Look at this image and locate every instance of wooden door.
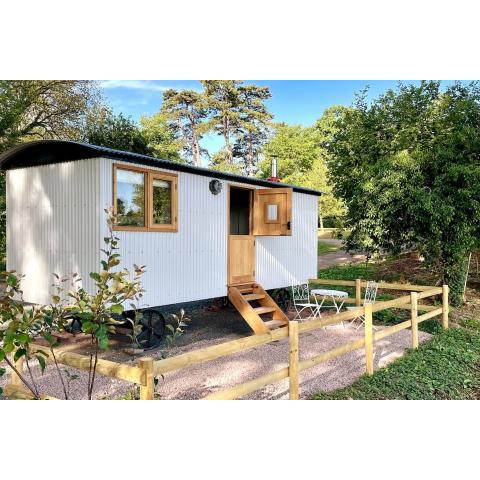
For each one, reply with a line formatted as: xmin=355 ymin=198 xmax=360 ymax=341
xmin=253 ymin=188 xmax=292 ymax=236
xmin=228 ymin=235 xmax=255 ymax=284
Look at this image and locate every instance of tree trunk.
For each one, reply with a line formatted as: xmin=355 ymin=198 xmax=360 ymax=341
xmin=191 ymin=130 xmax=201 ymax=166
xmin=223 ymin=117 xmax=232 ymax=164
xmin=245 ymin=136 xmax=254 ymax=177
xmin=319 ymin=209 xmax=324 ymax=232
xmin=442 ymin=253 xmax=470 ymax=306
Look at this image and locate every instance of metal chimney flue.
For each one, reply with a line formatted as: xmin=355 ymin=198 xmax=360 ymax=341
xmin=267 ymin=156 xmax=280 ymax=183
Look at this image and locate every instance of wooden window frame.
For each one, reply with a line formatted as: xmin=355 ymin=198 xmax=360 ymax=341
xmin=113 ymin=163 xmax=178 ymax=232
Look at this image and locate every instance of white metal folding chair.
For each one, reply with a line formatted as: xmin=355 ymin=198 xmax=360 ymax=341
xmin=347 ymin=280 xmax=379 ymax=330
xmin=291 ymin=283 xmax=321 ymax=320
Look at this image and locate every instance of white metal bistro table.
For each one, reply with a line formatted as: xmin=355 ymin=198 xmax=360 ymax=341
xmin=311 ymin=288 xmax=349 ymax=314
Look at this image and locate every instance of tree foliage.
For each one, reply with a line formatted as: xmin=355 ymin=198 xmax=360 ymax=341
xmin=202 ymin=80 xmax=242 ymax=164
xmin=161 ymin=89 xmax=209 ymax=166
xmin=234 ymin=84 xmax=272 ymax=176
xmin=327 ymin=81 xmax=480 ymax=304
xmin=259 ymin=115 xmax=345 ymax=226
xmin=0 ymin=80 xmax=100 ymax=152
xmin=139 ymin=112 xmax=183 ymax=162
xmin=84 ymin=107 xmax=150 ymax=155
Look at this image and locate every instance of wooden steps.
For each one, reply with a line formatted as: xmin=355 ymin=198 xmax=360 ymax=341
xmin=253 ymin=306 xmax=276 ymax=315
xmin=228 ymin=282 xmax=289 ymax=334
xmin=243 ymin=293 xmax=265 ymax=302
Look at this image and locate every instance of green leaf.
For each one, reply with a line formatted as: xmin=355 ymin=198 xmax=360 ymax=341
xmin=89 ymin=272 xmax=101 ymax=282
xmin=82 ymin=322 xmax=98 ymax=333
xmin=111 ymin=304 xmax=124 ymax=315
xmin=0 ymin=350 xmax=5 ymax=361
xmin=6 ymin=274 xmax=17 ymax=286
xmin=98 ymin=335 xmax=109 ymax=350
xmin=0 ymin=367 xmax=6 ymax=377
xmin=0 ymin=387 xmax=3 ymax=396
xmin=42 ymin=332 xmax=57 ymax=347
xmin=36 ymin=355 xmax=47 ymax=374
xmin=14 ymin=348 xmax=27 ymax=362
xmin=16 ymin=332 xmax=29 ymax=343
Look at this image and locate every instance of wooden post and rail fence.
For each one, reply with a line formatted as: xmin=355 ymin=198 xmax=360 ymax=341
xmin=4 ymin=279 xmax=449 ymax=400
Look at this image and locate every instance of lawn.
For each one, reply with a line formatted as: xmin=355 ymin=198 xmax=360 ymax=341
xmin=311 ymin=254 xmax=480 ymax=400
xmin=313 ymin=327 xmax=480 ymax=400
xmin=317 ymin=240 xmax=338 ymax=256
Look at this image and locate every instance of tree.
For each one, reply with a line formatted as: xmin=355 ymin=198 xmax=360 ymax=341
xmin=84 ymin=107 xmax=150 ymax=155
xmin=202 ymin=80 xmax=242 ymax=164
xmin=0 ymin=80 xmax=100 ymax=151
xmin=139 ymin=112 xmax=182 ymax=162
xmin=259 ymin=121 xmax=345 ymax=227
xmin=327 ymin=81 xmax=480 ymax=304
xmin=234 ymin=84 xmax=272 ymax=176
xmin=161 ymin=89 xmax=209 ymax=166
xmin=209 ymin=148 xmax=243 ymax=174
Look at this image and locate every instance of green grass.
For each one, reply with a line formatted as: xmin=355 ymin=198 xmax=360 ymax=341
xmin=313 ymin=327 xmax=480 ymax=400
xmin=316 ymin=262 xmax=380 ymax=281
xmin=317 ymin=240 xmax=338 ymax=256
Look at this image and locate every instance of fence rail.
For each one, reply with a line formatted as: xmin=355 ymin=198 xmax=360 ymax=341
xmin=5 ymin=278 xmax=449 ymax=400
xmin=6 ymin=343 xmax=154 ymax=400
xmin=163 ymin=279 xmax=448 ymax=400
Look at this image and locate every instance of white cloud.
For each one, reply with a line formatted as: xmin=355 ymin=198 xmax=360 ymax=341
xmin=100 ymin=80 xmax=168 ymax=91
xmin=100 ymin=80 xmax=198 ymax=92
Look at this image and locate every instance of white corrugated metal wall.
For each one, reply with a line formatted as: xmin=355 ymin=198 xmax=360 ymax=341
xmin=256 ymin=192 xmax=318 ymax=290
xmin=7 ymin=159 xmax=101 ymax=304
xmin=7 ymin=156 xmax=318 ymax=307
xmin=99 ymin=159 xmax=228 ymax=308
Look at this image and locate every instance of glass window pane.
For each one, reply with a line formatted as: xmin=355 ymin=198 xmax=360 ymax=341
xmin=152 ymin=178 xmax=172 ymax=225
xmin=267 ymin=204 xmax=278 ymax=221
xmin=116 ymin=169 xmax=145 ymax=226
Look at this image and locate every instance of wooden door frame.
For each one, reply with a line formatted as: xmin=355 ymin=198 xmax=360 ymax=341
xmin=227 ymin=183 xmax=255 ymax=285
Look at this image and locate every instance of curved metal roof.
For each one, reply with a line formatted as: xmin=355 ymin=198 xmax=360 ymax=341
xmin=0 ymin=140 xmax=322 ymax=196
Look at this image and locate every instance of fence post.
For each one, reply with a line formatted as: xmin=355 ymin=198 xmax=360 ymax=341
xmin=289 ymin=320 xmax=299 ymax=400
xmin=355 ymin=279 xmax=362 ymax=307
xmin=410 ymin=291 xmax=418 ymax=349
xmin=442 ymin=285 xmax=449 ymax=329
xmin=138 ymin=357 xmax=154 ymax=400
xmin=364 ymin=303 xmax=374 ymax=375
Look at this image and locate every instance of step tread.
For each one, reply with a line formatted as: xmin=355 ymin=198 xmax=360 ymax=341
xmin=253 ymin=306 xmax=277 ymax=315
xmin=264 ymin=319 xmax=288 ymax=330
xmin=243 ymin=293 xmax=265 ymax=302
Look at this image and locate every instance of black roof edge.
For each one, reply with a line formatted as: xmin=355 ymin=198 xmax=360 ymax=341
xmin=0 ymin=140 xmax=322 ymax=196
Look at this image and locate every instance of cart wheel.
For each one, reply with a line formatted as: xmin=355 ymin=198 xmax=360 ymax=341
xmin=136 ymin=309 xmax=166 ymax=350
xmin=271 ymin=288 xmax=292 ymax=311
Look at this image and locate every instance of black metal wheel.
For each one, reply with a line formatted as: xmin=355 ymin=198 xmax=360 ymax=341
xmin=135 ymin=309 xmax=166 ymax=350
xmin=271 ymin=288 xmax=292 ymax=312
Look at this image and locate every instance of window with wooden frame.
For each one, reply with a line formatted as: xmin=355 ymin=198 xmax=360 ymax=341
xmin=113 ymin=164 xmax=178 ymax=232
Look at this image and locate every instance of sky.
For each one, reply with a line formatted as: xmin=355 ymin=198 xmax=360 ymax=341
xmin=100 ymin=80 xmax=425 ymax=161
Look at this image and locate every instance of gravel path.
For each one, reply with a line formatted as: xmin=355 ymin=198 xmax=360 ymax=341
xmin=318 ymin=239 xmax=367 ymax=270
xmin=153 ymin=322 xmax=430 ymax=400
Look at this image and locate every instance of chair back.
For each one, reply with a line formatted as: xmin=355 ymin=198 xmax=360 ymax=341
xmin=364 ymin=281 xmax=378 ymax=304
xmin=291 ymin=283 xmax=310 ymax=304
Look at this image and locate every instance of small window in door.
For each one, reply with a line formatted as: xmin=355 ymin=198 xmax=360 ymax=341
xmin=265 ymin=203 xmax=280 ymax=223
